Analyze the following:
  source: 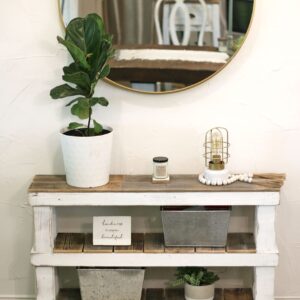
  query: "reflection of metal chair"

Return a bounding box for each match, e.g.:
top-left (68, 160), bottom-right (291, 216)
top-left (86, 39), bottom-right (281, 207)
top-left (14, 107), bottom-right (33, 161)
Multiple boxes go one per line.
top-left (155, 0), bottom-right (221, 47)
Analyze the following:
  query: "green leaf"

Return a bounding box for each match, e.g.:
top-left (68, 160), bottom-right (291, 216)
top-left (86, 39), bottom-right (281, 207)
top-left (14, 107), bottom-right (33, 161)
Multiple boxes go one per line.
top-left (62, 71), bottom-right (91, 92)
top-left (99, 65), bottom-right (110, 79)
top-left (50, 84), bottom-right (85, 99)
top-left (65, 18), bottom-right (86, 52)
top-left (68, 122), bottom-right (85, 129)
top-left (90, 97), bottom-right (109, 107)
top-left (65, 97), bottom-right (84, 107)
top-left (84, 14), bottom-right (105, 54)
top-left (63, 62), bottom-right (82, 75)
top-left (93, 119), bottom-right (103, 134)
top-left (57, 36), bottom-right (90, 70)
top-left (71, 98), bottom-right (91, 119)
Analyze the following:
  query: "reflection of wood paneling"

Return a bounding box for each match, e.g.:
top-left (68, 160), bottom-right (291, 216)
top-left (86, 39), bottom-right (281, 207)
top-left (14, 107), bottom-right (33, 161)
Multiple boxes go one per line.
top-left (113, 44), bottom-right (217, 51)
top-left (165, 0), bottom-right (222, 3)
top-left (77, 0), bottom-right (221, 17)
top-left (108, 45), bottom-right (225, 84)
top-left (108, 59), bottom-right (220, 84)
top-left (78, 0), bottom-right (103, 17)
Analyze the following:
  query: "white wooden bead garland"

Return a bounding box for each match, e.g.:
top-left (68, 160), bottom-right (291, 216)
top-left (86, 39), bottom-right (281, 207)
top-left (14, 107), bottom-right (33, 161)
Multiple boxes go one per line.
top-left (199, 173), bottom-right (253, 186)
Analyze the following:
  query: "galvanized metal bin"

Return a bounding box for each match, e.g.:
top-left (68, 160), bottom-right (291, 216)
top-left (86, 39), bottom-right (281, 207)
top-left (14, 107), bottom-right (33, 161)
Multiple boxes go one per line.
top-left (161, 206), bottom-right (231, 247)
top-left (77, 268), bottom-right (145, 300)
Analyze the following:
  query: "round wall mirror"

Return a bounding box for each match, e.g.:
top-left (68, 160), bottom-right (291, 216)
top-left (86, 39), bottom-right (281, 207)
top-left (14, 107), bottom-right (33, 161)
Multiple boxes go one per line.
top-left (58, 0), bottom-right (254, 94)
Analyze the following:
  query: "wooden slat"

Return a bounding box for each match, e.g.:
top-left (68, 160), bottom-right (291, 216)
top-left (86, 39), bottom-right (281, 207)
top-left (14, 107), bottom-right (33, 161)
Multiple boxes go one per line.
top-left (56, 288), bottom-right (253, 300)
top-left (145, 288), bottom-right (164, 300)
top-left (54, 232), bottom-right (257, 254)
top-left (53, 233), bottom-right (67, 253)
top-left (57, 289), bottom-right (81, 300)
top-left (64, 233), bottom-right (84, 253)
top-left (214, 288), bottom-right (224, 300)
top-left (29, 174), bottom-right (285, 193)
top-left (114, 233), bottom-right (144, 253)
top-left (224, 288), bottom-right (253, 300)
top-left (144, 233), bottom-right (165, 253)
top-left (165, 246), bottom-right (195, 253)
top-left (141, 289), bottom-right (146, 300)
top-left (165, 288), bottom-right (184, 299)
top-left (196, 246), bottom-right (226, 253)
top-left (227, 233), bottom-right (256, 253)
top-left (83, 233), bottom-right (113, 253)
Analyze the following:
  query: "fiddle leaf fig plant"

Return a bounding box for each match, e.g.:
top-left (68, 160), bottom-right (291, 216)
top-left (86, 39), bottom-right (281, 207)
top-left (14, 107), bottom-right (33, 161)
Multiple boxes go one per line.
top-left (50, 13), bottom-right (114, 136)
top-left (173, 267), bottom-right (219, 287)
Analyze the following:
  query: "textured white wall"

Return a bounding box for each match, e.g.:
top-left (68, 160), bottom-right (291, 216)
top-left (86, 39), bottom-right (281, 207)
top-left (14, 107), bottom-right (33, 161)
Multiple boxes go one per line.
top-left (0, 0), bottom-right (300, 298)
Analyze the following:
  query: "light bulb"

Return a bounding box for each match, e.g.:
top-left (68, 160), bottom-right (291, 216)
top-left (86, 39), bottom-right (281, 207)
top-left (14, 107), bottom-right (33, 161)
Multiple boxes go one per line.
top-left (211, 131), bottom-right (223, 164)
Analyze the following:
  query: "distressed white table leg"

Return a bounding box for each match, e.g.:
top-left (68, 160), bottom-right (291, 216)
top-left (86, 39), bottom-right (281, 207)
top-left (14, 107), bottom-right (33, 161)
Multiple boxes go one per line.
top-left (36, 267), bottom-right (58, 300)
top-left (33, 207), bottom-right (57, 253)
top-left (253, 267), bottom-right (275, 300)
top-left (255, 206), bottom-right (278, 253)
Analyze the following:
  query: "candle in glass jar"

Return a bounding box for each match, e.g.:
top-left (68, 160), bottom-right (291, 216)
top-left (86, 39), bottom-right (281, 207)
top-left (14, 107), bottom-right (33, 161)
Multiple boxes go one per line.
top-left (152, 157), bottom-right (169, 181)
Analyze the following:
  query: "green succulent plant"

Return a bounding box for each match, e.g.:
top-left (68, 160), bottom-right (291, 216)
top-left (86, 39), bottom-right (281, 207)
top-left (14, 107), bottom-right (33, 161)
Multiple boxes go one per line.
top-left (50, 13), bottom-right (115, 136)
top-left (173, 267), bottom-right (219, 287)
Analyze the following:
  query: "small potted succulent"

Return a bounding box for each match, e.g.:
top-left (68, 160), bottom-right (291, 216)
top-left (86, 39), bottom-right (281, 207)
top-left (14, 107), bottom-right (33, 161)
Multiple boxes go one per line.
top-left (173, 267), bottom-right (219, 300)
top-left (50, 14), bottom-right (115, 188)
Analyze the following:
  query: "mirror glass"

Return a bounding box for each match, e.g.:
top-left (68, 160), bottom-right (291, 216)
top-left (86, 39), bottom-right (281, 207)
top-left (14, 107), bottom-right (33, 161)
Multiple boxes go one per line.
top-left (59, 0), bottom-right (254, 93)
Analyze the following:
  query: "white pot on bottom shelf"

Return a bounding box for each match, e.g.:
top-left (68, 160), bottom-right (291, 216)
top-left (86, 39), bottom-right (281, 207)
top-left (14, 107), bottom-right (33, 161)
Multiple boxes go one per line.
top-left (185, 283), bottom-right (215, 300)
top-left (60, 126), bottom-right (113, 188)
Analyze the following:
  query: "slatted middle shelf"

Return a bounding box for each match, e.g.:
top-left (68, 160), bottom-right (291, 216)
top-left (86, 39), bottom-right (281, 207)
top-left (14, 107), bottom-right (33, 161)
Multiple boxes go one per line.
top-left (57, 288), bottom-right (253, 300)
top-left (28, 174), bottom-right (285, 207)
top-left (53, 232), bottom-right (256, 254)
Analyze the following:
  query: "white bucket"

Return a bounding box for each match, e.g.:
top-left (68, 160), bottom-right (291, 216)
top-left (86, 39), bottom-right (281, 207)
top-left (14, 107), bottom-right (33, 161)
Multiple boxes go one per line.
top-left (60, 126), bottom-right (113, 188)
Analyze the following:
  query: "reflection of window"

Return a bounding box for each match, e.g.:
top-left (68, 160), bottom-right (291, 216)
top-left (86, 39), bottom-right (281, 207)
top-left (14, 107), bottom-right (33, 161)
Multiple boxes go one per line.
top-left (227, 0), bottom-right (253, 33)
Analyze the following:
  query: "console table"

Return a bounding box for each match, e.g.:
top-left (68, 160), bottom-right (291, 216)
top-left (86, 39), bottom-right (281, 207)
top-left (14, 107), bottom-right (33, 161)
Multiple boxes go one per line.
top-left (28, 174), bottom-right (285, 300)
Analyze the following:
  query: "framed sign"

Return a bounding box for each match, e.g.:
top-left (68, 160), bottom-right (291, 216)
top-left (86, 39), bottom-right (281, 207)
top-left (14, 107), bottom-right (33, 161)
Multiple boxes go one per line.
top-left (93, 216), bottom-right (131, 246)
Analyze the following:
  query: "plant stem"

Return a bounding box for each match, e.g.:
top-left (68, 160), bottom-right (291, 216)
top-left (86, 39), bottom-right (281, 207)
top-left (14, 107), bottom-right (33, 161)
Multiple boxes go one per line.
top-left (87, 107), bottom-right (92, 136)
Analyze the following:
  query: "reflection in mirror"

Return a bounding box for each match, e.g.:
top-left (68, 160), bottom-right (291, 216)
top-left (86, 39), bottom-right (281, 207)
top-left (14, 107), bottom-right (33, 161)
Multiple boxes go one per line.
top-left (60, 0), bottom-right (254, 93)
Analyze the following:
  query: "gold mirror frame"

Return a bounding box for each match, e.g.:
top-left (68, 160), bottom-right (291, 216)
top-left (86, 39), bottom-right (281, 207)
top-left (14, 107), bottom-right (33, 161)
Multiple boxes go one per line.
top-left (57, 0), bottom-right (256, 95)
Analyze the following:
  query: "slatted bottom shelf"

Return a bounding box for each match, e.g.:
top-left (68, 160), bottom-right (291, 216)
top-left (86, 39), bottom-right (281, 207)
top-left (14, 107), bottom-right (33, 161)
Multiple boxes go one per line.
top-left (57, 288), bottom-right (253, 300)
top-left (54, 232), bottom-right (256, 254)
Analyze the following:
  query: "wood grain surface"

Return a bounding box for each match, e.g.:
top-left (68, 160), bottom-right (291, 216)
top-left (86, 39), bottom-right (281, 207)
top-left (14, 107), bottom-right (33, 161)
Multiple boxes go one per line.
top-left (29, 174), bottom-right (285, 193)
top-left (57, 288), bottom-right (252, 300)
top-left (53, 232), bottom-right (255, 254)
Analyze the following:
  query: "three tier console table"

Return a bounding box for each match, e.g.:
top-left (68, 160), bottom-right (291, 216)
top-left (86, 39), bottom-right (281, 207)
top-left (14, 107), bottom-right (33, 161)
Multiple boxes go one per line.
top-left (28, 174), bottom-right (285, 300)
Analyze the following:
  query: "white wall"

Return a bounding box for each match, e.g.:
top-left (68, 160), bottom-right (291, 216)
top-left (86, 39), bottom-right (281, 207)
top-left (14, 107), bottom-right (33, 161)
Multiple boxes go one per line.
top-left (0, 0), bottom-right (300, 298)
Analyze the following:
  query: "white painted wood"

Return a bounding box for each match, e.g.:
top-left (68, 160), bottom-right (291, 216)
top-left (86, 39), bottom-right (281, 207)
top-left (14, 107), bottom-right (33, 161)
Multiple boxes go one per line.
top-left (211, 4), bottom-right (221, 47)
top-left (33, 207), bottom-right (56, 253)
top-left (29, 191), bottom-right (280, 207)
top-left (115, 49), bottom-right (229, 63)
top-left (35, 267), bottom-right (57, 300)
top-left (30, 182), bottom-right (280, 298)
top-left (169, 0), bottom-right (192, 45)
top-left (30, 252), bottom-right (278, 267)
top-left (253, 267), bottom-right (275, 300)
top-left (155, 0), bottom-right (208, 46)
top-left (154, 0), bottom-right (164, 44)
top-left (255, 206), bottom-right (278, 253)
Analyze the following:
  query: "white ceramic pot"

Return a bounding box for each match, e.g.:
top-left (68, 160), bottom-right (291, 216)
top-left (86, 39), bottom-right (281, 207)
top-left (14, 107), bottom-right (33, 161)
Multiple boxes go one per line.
top-left (60, 126), bottom-right (113, 188)
top-left (185, 283), bottom-right (215, 300)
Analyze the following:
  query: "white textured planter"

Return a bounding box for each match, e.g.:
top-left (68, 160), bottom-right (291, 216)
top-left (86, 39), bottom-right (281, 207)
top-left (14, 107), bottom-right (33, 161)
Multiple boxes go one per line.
top-left (60, 126), bottom-right (113, 188)
top-left (185, 283), bottom-right (215, 300)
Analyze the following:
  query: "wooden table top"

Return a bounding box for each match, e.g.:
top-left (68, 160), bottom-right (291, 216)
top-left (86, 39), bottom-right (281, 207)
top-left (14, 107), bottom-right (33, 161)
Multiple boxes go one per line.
top-left (28, 174), bottom-right (285, 193)
top-left (108, 45), bottom-right (226, 84)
